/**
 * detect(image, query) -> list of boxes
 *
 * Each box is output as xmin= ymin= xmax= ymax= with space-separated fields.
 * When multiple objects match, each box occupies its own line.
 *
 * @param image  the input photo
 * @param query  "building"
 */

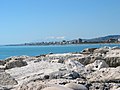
xmin=77 ymin=38 xmax=82 ymax=43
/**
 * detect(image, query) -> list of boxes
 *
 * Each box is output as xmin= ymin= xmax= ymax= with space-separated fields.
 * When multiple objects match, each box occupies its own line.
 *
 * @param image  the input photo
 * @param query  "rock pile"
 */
xmin=0 ymin=46 xmax=120 ymax=90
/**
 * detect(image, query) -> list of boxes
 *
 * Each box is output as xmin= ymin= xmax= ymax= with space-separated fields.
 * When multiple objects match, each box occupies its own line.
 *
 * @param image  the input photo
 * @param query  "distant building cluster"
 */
xmin=24 ymin=38 xmax=83 ymax=46
xmin=6 ymin=37 xmax=120 ymax=46
xmin=83 ymin=38 xmax=120 ymax=43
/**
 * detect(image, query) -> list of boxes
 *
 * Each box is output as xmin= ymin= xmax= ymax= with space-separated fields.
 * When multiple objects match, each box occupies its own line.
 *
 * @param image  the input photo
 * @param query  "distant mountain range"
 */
xmin=84 ymin=35 xmax=120 ymax=42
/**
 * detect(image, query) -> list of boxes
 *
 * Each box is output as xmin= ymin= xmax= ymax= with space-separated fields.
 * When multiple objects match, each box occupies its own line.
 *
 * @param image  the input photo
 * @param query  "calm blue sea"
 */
xmin=0 ymin=44 xmax=120 ymax=60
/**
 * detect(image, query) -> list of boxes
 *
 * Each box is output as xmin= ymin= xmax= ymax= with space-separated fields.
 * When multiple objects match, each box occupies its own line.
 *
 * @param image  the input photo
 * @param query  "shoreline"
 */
xmin=0 ymin=46 xmax=120 ymax=90
xmin=4 ymin=42 xmax=120 ymax=46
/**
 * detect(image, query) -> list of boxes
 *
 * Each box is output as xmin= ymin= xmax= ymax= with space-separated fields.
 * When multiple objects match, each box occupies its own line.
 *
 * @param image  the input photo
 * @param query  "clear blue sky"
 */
xmin=0 ymin=0 xmax=120 ymax=44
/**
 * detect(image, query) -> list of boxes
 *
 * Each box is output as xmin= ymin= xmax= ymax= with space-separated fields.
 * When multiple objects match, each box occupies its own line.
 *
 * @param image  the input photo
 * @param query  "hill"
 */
xmin=84 ymin=35 xmax=120 ymax=42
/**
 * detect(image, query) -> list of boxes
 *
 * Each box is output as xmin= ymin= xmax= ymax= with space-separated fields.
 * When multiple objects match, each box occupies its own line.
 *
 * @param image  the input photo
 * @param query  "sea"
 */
xmin=0 ymin=44 xmax=120 ymax=60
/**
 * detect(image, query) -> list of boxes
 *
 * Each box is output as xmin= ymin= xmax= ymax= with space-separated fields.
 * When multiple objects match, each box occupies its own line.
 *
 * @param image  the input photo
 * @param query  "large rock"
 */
xmin=5 ymin=60 xmax=27 ymax=69
xmin=5 ymin=61 xmax=66 ymax=84
xmin=94 ymin=46 xmax=110 ymax=54
xmin=77 ymin=55 xmax=104 ymax=65
xmin=105 ymin=57 xmax=120 ymax=67
xmin=65 ymin=83 xmax=88 ymax=90
xmin=104 ymin=49 xmax=120 ymax=67
xmin=87 ymin=66 xmax=120 ymax=83
xmin=16 ymin=81 xmax=47 ymax=90
xmin=5 ymin=56 xmax=29 ymax=62
xmin=0 ymin=71 xmax=18 ymax=86
xmin=85 ymin=60 xmax=109 ymax=71
xmin=92 ymin=60 xmax=109 ymax=70
xmin=94 ymin=48 xmax=109 ymax=54
xmin=17 ymin=80 xmax=72 ymax=90
xmin=82 ymin=48 xmax=97 ymax=54
xmin=49 ymin=70 xmax=80 ymax=79
xmin=65 ymin=59 xmax=85 ymax=73
xmin=76 ymin=56 xmax=90 ymax=65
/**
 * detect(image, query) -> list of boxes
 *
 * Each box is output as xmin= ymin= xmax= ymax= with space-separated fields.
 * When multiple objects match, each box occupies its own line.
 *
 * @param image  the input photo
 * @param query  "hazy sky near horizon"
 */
xmin=0 ymin=0 xmax=120 ymax=44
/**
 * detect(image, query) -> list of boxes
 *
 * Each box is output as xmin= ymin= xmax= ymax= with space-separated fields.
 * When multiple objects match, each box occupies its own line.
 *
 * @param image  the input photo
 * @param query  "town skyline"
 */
xmin=6 ymin=35 xmax=120 ymax=46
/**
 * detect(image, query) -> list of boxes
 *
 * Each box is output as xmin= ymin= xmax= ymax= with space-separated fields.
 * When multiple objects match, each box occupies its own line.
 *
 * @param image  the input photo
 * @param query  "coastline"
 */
xmin=0 ymin=46 xmax=120 ymax=90
xmin=5 ymin=42 xmax=120 ymax=46
xmin=0 ymin=44 xmax=120 ymax=60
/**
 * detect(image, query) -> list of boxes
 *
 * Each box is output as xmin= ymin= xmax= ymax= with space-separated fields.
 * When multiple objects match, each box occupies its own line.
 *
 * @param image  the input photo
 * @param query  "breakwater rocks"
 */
xmin=0 ymin=46 xmax=120 ymax=90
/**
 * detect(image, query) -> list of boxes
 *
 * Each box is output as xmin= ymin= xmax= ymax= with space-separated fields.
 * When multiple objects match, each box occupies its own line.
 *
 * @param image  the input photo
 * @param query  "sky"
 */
xmin=0 ymin=0 xmax=120 ymax=44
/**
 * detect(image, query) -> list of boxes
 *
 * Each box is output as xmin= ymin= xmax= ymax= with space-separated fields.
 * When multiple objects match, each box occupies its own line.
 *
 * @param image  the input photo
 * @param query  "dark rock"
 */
xmin=82 ymin=48 xmax=97 ymax=54
xmin=44 ymin=75 xmax=50 ymax=79
xmin=94 ymin=48 xmax=109 ymax=54
xmin=0 ymin=61 xmax=6 ymax=66
xmin=0 ymin=86 xmax=10 ymax=90
xmin=104 ymin=57 xmax=120 ymax=67
xmin=5 ymin=60 xmax=27 ymax=69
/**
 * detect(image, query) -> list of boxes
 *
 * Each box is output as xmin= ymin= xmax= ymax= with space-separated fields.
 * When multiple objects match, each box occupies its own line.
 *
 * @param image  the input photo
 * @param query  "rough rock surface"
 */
xmin=0 ymin=70 xmax=17 ymax=86
xmin=82 ymin=48 xmax=97 ymax=54
xmin=5 ymin=60 xmax=27 ymax=69
xmin=85 ymin=60 xmax=109 ymax=71
xmin=16 ymin=81 xmax=48 ymax=90
xmin=0 ymin=46 xmax=119 ymax=90
xmin=5 ymin=61 xmax=66 ymax=84
xmin=87 ymin=66 xmax=120 ymax=83
xmin=48 ymin=70 xmax=80 ymax=79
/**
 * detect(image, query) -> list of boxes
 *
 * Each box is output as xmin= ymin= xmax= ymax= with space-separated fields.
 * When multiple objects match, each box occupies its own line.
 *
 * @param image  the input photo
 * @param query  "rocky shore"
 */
xmin=0 ymin=46 xmax=120 ymax=90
